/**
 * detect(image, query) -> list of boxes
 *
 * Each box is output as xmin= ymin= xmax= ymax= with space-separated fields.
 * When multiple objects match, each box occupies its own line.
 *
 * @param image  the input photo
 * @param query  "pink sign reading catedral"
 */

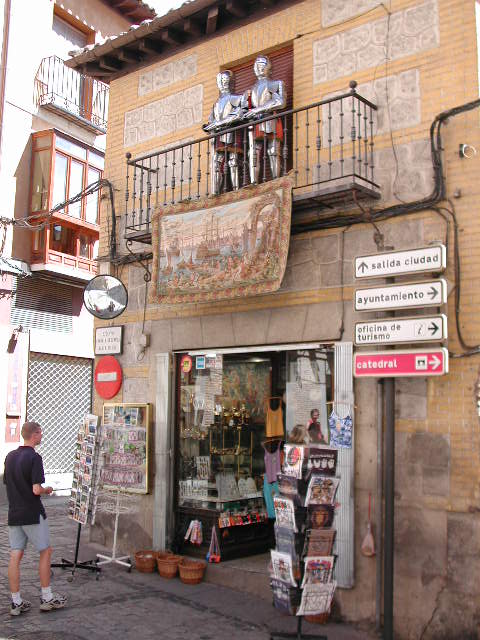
xmin=354 ymin=348 xmax=449 ymax=378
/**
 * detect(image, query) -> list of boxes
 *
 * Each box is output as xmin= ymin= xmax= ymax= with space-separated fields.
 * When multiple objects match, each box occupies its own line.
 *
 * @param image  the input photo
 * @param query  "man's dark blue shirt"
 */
xmin=3 ymin=446 xmax=46 ymax=526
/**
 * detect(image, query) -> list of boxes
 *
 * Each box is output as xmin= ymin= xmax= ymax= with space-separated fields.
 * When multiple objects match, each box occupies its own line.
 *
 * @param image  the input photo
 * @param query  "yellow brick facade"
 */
xmin=96 ymin=1 xmax=480 ymax=636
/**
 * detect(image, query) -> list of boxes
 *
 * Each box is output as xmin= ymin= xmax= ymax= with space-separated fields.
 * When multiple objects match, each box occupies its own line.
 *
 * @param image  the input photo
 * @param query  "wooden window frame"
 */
xmin=29 ymin=130 xmax=103 ymax=267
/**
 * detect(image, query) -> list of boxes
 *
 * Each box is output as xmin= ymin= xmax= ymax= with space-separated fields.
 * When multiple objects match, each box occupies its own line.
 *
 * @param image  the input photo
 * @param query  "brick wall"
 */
xmin=97 ymin=1 xmax=480 ymax=637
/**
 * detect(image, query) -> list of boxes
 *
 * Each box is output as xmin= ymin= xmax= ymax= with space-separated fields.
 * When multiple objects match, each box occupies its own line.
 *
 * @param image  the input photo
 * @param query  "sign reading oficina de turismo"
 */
xmin=355 ymin=245 xmax=446 ymax=279
xmin=355 ymin=279 xmax=447 ymax=312
xmin=354 ymin=348 xmax=449 ymax=378
xmin=355 ymin=314 xmax=448 ymax=346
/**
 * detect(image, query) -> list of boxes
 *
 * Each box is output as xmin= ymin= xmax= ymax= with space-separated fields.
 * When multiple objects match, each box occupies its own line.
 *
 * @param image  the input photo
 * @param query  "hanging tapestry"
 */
xmin=150 ymin=175 xmax=293 ymax=304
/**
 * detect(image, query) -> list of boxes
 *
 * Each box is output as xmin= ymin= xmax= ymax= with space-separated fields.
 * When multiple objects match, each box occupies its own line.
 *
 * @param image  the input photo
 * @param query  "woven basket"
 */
xmin=178 ymin=559 xmax=206 ymax=585
xmin=134 ymin=550 xmax=157 ymax=573
xmin=304 ymin=610 xmax=330 ymax=624
xmin=156 ymin=552 xmax=182 ymax=579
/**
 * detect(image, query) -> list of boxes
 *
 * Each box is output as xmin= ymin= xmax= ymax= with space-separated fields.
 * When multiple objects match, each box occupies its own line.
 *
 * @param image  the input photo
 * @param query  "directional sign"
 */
xmin=354 ymin=348 xmax=449 ymax=377
xmin=355 ymin=314 xmax=448 ymax=346
xmin=355 ymin=245 xmax=446 ymax=279
xmin=355 ymin=279 xmax=447 ymax=312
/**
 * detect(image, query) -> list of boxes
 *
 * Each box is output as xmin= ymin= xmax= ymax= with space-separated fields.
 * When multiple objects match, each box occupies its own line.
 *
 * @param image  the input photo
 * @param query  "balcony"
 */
xmin=124 ymin=81 xmax=380 ymax=243
xmin=34 ymin=56 xmax=109 ymax=134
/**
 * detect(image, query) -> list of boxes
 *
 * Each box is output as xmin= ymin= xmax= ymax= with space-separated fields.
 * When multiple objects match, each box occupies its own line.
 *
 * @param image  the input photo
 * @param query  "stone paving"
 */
xmin=0 ymin=498 xmax=378 ymax=640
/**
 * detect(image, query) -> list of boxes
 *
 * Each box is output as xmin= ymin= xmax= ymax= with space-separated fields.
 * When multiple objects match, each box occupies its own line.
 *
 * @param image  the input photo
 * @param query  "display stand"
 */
xmin=271 ymin=616 xmax=327 ymax=640
xmin=270 ymin=444 xmax=338 ymax=640
xmin=52 ymin=522 xmax=100 ymax=580
xmin=95 ymin=489 xmax=135 ymax=571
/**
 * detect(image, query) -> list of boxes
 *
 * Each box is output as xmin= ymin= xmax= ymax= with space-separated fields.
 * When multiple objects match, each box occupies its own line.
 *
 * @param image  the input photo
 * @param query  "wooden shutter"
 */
xmin=229 ymin=46 xmax=293 ymax=110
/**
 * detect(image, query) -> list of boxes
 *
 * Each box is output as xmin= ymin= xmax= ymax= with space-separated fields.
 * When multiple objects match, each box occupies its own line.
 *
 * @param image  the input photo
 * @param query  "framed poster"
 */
xmin=101 ymin=403 xmax=151 ymax=494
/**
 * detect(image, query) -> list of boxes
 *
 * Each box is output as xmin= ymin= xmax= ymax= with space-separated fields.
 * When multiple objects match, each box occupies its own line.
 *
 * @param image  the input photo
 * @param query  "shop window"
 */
xmin=175 ymin=348 xmax=332 ymax=560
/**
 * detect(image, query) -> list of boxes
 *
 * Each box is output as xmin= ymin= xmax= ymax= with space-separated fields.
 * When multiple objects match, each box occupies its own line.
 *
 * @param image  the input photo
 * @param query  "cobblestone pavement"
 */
xmin=0 ymin=498 xmax=378 ymax=640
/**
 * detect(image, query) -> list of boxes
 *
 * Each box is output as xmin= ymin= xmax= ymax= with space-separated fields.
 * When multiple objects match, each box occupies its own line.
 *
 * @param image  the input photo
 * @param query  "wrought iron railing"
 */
xmin=124 ymin=81 xmax=378 ymax=238
xmin=34 ymin=56 xmax=109 ymax=132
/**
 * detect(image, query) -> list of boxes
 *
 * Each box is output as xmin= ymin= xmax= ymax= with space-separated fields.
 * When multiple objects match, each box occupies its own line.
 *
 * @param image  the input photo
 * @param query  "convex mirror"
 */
xmin=83 ymin=275 xmax=128 ymax=319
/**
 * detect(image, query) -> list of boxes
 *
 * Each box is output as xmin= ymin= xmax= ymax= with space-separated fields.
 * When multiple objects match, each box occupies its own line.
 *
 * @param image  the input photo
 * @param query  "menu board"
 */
xmin=101 ymin=403 xmax=150 ymax=494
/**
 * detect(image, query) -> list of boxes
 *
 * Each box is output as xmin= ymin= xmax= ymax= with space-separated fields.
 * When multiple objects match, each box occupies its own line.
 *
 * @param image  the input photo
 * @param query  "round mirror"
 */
xmin=83 ymin=275 xmax=128 ymax=320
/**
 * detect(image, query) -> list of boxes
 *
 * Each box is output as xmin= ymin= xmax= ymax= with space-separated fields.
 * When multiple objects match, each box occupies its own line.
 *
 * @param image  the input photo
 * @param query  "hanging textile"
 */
xmin=206 ymin=526 xmax=221 ymax=563
xmin=266 ymin=398 xmax=284 ymax=438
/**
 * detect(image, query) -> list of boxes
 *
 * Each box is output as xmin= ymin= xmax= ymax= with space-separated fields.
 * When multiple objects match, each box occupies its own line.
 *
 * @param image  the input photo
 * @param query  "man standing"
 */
xmin=3 ymin=421 xmax=66 ymax=615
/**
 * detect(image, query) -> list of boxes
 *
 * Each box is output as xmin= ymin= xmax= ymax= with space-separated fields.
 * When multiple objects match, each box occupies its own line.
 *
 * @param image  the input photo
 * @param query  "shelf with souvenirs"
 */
xmin=176 ymin=354 xmax=277 ymax=559
xmin=269 ymin=441 xmax=339 ymax=629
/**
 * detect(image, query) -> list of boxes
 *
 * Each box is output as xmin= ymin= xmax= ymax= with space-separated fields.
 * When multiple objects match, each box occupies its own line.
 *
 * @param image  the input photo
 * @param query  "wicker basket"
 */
xmin=178 ymin=559 xmax=206 ymax=585
xmin=134 ymin=550 xmax=157 ymax=573
xmin=304 ymin=610 xmax=330 ymax=624
xmin=156 ymin=552 xmax=182 ymax=579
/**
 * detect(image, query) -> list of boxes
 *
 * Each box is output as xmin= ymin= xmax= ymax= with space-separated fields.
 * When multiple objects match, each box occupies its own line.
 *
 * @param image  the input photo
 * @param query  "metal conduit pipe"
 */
xmin=376 ymin=380 xmax=384 ymax=632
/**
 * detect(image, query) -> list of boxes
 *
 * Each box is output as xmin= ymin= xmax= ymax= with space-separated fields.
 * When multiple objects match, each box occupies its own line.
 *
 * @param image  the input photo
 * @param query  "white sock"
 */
xmin=41 ymin=586 xmax=52 ymax=601
xmin=11 ymin=592 xmax=22 ymax=605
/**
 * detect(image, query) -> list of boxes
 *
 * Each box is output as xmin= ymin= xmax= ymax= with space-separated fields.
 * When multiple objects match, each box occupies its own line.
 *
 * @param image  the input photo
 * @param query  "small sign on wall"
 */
xmin=95 ymin=326 xmax=123 ymax=355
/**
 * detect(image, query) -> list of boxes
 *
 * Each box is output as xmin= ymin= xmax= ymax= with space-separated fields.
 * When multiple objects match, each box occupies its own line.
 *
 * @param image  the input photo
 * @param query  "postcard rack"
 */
xmin=269 ymin=444 xmax=340 ymax=639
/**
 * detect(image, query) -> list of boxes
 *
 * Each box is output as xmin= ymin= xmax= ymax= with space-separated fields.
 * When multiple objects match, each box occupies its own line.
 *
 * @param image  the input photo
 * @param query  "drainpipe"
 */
xmin=383 ymin=378 xmax=395 ymax=639
xmin=376 ymin=380 xmax=384 ymax=632
xmin=0 ymin=0 xmax=11 ymax=176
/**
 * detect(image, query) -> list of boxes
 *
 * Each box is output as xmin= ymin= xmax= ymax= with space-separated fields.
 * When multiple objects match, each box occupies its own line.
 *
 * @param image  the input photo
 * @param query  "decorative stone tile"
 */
xmin=138 ymin=54 xmax=197 ymax=97
xmin=125 ymin=107 xmax=143 ymax=127
xmin=176 ymin=108 xmax=194 ymax=130
xmin=124 ymin=127 xmax=138 ymax=147
xmin=322 ymin=0 xmax=381 ymax=28
xmin=124 ymin=84 xmax=203 ymax=147
xmin=137 ymin=121 xmax=155 ymax=143
xmin=138 ymin=73 xmax=153 ymax=97
xmin=314 ymin=0 xmax=439 ymax=84
xmin=153 ymin=63 xmax=174 ymax=90
xmin=321 ymin=69 xmax=421 ymax=146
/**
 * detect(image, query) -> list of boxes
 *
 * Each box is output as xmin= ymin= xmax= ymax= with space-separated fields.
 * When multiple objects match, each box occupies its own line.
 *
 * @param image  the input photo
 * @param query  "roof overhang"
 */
xmin=66 ymin=0 xmax=290 ymax=81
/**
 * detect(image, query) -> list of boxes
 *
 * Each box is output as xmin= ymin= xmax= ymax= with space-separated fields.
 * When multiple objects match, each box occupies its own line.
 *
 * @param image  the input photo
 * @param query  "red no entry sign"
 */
xmin=95 ymin=355 xmax=123 ymax=399
xmin=354 ymin=348 xmax=448 ymax=378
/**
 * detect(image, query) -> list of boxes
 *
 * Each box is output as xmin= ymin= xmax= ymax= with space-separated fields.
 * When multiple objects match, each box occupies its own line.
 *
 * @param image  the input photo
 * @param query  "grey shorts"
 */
xmin=8 ymin=515 xmax=50 ymax=552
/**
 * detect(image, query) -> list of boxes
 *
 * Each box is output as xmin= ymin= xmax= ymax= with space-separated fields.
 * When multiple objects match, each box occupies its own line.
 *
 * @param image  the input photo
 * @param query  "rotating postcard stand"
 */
xmin=52 ymin=522 xmax=100 ymax=581
xmin=53 ymin=414 xmax=103 ymax=580
xmin=270 ymin=444 xmax=340 ymax=640
xmin=271 ymin=617 xmax=327 ymax=640
xmin=95 ymin=489 xmax=137 ymax=571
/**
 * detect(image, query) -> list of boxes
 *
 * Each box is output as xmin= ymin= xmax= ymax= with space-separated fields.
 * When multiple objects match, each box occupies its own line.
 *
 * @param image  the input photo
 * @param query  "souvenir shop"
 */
xmin=174 ymin=341 xmax=355 ymax=601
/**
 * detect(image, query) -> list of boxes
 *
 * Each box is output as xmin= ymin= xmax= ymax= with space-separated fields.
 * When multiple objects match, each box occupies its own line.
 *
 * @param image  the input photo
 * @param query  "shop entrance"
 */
xmin=173 ymin=346 xmax=333 ymax=561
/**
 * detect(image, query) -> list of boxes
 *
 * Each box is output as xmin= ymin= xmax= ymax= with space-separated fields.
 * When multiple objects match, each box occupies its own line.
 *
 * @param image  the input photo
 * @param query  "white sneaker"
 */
xmin=39 ymin=593 xmax=67 ymax=611
xmin=10 ymin=599 xmax=31 ymax=616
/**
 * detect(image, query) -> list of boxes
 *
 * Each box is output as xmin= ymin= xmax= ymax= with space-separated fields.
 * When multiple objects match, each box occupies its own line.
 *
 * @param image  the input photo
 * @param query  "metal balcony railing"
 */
xmin=124 ymin=81 xmax=379 ymax=241
xmin=34 ymin=56 xmax=109 ymax=133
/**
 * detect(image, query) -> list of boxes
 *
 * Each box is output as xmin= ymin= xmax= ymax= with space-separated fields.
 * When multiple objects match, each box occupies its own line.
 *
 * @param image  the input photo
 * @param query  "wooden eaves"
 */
xmin=66 ymin=0 xmax=286 ymax=82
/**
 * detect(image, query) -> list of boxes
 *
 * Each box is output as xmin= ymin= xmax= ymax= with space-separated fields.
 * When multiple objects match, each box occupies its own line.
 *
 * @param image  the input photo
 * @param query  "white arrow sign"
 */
xmin=355 ymin=245 xmax=446 ymax=279
xmin=355 ymin=314 xmax=448 ymax=346
xmin=355 ymin=279 xmax=447 ymax=312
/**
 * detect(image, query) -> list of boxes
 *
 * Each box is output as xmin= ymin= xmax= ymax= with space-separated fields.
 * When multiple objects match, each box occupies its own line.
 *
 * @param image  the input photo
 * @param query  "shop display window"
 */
xmin=175 ymin=348 xmax=333 ymax=559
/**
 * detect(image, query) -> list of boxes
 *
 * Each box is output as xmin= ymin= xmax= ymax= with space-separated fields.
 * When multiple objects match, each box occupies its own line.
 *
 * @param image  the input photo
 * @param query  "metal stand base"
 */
xmin=96 ymin=552 xmax=132 ymax=571
xmin=271 ymin=617 xmax=328 ymax=640
xmin=51 ymin=522 xmax=100 ymax=581
xmin=95 ymin=490 xmax=132 ymax=573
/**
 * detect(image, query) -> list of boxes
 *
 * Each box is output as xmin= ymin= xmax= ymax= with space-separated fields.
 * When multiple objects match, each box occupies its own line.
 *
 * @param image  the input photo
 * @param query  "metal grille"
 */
xmin=27 ymin=353 xmax=92 ymax=473
xmin=11 ymin=277 xmax=73 ymax=333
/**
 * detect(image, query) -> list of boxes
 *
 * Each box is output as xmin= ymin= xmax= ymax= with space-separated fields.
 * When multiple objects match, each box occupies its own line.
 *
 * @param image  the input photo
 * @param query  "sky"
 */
xmin=148 ymin=0 xmax=187 ymax=17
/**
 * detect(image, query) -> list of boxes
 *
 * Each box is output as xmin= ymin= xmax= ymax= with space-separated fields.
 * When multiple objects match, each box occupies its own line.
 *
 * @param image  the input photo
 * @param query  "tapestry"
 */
xmin=150 ymin=175 xmax=293 ymax=304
